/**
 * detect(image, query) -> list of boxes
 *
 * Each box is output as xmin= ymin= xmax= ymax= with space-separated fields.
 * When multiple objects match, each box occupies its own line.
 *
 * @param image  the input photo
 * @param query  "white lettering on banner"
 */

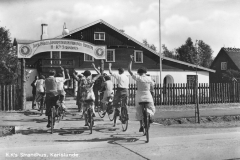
xmin=17 ymin=39 xmax=106 ymax=59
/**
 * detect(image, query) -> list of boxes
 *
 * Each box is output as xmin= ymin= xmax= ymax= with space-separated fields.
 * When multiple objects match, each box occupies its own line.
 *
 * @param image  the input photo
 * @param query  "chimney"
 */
xmin=41 ymin=24 xmax=48 ymax=40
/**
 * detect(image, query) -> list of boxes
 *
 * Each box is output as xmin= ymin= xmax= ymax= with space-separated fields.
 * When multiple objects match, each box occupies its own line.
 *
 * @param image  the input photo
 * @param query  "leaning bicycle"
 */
xmin=139 ymin=102 xmax=150 ymax=143
xmin=113 ymin=95 xmax=128 ymax=132
xmin=84 ymin=99 xmax=95 ymax=134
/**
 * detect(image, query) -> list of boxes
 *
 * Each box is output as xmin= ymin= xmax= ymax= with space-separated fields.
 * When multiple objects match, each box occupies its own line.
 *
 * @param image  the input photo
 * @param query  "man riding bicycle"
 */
xmin=108 ymin=63 xmax=129 ymax=122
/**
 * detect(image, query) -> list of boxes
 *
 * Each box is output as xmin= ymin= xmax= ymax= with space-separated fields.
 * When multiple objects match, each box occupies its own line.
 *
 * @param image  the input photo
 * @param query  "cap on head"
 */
xmin=137 ymin=67 xmax=147 ymax=74
xmin=82 ymin=70 xmax=91 ymax=77
xmin=104 ymin=75 xmax=111 ymax=81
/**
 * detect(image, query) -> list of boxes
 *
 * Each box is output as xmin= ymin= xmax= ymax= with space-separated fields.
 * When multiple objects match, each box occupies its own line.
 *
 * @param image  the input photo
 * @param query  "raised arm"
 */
xmin=92 ymin=63 xmax=101 ymax=75
xmin=128 ymin=55 xmax=134 ymax=76
xmin=108 ymin=63 xmax=112 ymax=75
xmin=65 ymin=69 xmax=70 ymax=81
xmin=72 ymin=70 xmax=80 ymax=81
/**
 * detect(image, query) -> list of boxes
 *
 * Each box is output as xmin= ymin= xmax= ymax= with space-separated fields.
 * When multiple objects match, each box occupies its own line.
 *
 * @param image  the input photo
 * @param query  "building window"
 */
xmin=134 ymin=50 xmax=143 ymax=63
xmin=94 ymin=32 xmax=105 ymax=40
xmin=106 ymin=49 xmax=115 ymax=62
xmin=84 ymin=54 xmax=94 ymax=62
xmin=221 ymin=62 xmax=227 ymax=70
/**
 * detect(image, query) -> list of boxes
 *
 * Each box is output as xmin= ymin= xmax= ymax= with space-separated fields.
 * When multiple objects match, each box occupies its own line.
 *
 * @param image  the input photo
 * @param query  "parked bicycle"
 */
xmin=139 ymin=102 xmax=151 ymax=143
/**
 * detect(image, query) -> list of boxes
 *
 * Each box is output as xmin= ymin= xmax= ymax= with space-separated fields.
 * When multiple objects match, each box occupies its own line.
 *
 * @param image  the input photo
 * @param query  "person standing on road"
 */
xmin=128 ymin=55 xmax=155 ymax=132
xmin=109 ymin=63 xmax=129 ymax=124
xmin=45 ymin=69 xmax=59 ymax=128
xmin=31 ymin=76 xmax=39 ymax=109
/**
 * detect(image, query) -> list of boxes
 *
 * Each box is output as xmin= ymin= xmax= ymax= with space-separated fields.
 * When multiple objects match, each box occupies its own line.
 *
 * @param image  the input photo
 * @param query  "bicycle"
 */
xmin=139 ymin=102 xmax=150 ymax=143
xmin=84 ymin=99 xmax=95 ymax=134
xmin=55 ymin=101 xmax=66 ymax=123
xmin=50 ymin=106 xmax=56 ymax=134
xmin=97 ymin=96 xmax=115 ymax=121
xmin=113 ymin=95 xmax=128 ymax=132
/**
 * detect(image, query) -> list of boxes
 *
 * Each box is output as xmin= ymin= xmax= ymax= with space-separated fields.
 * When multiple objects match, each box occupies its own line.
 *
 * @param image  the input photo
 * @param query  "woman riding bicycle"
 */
xmin=128 ymin=55 xmax=155 ymax=132
xmin=75 ymin=63 xmax=101 ymax=126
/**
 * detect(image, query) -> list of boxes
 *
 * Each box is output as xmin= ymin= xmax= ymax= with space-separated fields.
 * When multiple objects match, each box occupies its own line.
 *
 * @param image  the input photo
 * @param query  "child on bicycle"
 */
xmin=55 ymin=66 xmax=70 ymax=111
xmin=100 ymin=75 xmax=114 ymax=116
xmin=128 ymin=55 xmax=155 ymax=132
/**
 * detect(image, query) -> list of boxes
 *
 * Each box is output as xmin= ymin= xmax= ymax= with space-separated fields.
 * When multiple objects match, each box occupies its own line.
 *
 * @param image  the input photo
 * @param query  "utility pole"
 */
xmin=159 ymin=0 xmax=162 ymax=86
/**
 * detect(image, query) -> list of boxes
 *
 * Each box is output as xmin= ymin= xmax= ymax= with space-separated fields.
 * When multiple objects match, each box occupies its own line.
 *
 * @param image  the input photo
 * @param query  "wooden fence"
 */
xmin=0 ymin=85 xmax=20 ymax=111
xmin=102 ymin=83 xmax=240 ymax=106
xmin=1 ymin=83 xmax=239 ymax=111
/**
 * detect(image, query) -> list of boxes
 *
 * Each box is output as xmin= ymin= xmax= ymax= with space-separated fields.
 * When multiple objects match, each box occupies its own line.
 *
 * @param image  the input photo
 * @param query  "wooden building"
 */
xmin=210 ymin=47 xmax=240 ymax=83
xmin=14 ymin=19 xmax=215 ymax=99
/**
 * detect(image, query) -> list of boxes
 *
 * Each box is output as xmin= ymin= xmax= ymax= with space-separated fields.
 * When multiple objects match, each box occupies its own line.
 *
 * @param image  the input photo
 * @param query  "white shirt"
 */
xmin=112 ymin=73 xmax=129 ymax=89
xmin=36 ymin=79 xmax=45 ymax=92
xmin=55 ymin=77 xmax=66 ymax=91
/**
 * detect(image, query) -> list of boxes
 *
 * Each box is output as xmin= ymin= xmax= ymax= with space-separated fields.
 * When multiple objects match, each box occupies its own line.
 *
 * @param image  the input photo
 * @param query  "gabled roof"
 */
xmin=55 ymin=19 xmax=215 ymax=73
xmin=222 ymin=47 xmax=240 ymax=69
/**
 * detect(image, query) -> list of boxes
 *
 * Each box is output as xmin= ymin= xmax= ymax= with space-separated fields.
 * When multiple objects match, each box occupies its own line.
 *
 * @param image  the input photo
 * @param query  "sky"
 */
xmin=0 ymin=0 xmax=240 ymax=57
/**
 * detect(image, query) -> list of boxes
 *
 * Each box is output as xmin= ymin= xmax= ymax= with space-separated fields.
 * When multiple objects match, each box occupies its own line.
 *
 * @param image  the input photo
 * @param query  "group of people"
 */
xmin=31 ymin=55 xmax=156 ymax=132
xmin=31 ymin=66 xmax=70 ymax=126
xmin=72 ymin=55 xmax=156 ymax=132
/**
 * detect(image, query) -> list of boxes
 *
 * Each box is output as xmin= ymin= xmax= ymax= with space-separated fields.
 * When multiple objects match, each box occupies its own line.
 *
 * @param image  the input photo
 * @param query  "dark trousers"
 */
xmin=113 ymin=88 xmax=128 ymax=108
xmin=45 ymin=93 xmax=59 ymax=116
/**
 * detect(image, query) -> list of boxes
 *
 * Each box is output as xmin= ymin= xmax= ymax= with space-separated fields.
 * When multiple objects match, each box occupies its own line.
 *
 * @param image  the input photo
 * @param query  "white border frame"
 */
xmin=134 ymin=50 xmax=143 ymax=63
xmin=94 ymin=32 xmax=105 ymax=41
xmin=84 ymin=53 xmax=94 ymax=62
xmin=106 ymin=49 xmax=115 ymax=62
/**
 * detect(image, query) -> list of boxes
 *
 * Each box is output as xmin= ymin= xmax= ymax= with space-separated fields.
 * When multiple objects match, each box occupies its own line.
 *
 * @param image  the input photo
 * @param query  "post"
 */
xmin=159 ymin=0 xmax=162 ymax=105
xmin=21 ymin=58 xmax=26 ymax=110
xmin=195 ymin=69 xmax=200 ymax=123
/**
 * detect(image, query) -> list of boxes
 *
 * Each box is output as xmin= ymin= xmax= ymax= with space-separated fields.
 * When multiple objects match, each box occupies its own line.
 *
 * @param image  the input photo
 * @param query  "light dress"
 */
xmin=132 ymin=74 xmax=155 ymax=121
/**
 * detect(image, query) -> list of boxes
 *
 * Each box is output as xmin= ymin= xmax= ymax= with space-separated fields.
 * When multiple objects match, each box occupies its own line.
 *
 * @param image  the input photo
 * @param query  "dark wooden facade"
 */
xmin=25 ymin=20 xmax=211 ymax=74
xmin=210 ymin=48 xmax=240 ymax=83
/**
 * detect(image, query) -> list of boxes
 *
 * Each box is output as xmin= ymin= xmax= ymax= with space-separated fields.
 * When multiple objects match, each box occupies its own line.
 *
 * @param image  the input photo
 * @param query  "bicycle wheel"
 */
xmin=88 ymin=109 xmax=93 ymax=134
xmin=121 ymin=107 xmax=128 ymax=132
xmin=144 ymin=109 xmax=150 ymax=143
xmin=97 ymin=104 xmax=105 ymax=118
xmin=108 ymin=106 xmax=115 ymax=121
xmin=51 ymin=107 xmax=55 ymax=134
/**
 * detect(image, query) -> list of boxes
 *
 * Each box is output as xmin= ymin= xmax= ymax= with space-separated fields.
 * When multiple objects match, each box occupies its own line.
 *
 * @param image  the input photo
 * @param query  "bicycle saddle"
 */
xmin=84 ymin=99 xmax=95 ymax=103
xmin=139 ymin=102 xmax=150 ymax=105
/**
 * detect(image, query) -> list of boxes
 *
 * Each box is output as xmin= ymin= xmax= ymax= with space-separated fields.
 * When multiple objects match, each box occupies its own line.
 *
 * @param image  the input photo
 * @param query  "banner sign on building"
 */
xmin=17 ymin=39 xmax=106 ymax=59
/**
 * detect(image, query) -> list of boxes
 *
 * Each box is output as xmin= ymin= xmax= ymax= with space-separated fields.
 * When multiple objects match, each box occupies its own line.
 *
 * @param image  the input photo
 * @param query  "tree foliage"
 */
xmin=222 ymin=69 xmax=240 ymax=82
xmin=143 ymin=39 xmax=157 ymax=51
xmin=0 ymin=26 xmax=18 ymax=84
xmin=175 ymin=37 xmax=213 ymax=68
xmin=162 ymin=44 xmax=177 ymax=59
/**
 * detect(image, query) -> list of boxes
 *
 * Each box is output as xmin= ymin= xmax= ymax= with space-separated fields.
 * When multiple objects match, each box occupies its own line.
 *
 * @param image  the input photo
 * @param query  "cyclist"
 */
xmin=35 ymin=75 xmax=46 ymax=116
xmin=109 ymin=63 xmax=129 ymax=123
xmin=45 ymin=69 xmax=59 ymax=128
xmin=100 ymin=75 xmax=114 ymax=116
xmin=78 ymin=63 xmax=101 ymax=126
xmin=73 ymin=72 xmax=84 ymax=112
xmin=128 ymin=55 xmax=155 ymax=132
xmin=55 ymin=66 xmax=70 ymax=111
